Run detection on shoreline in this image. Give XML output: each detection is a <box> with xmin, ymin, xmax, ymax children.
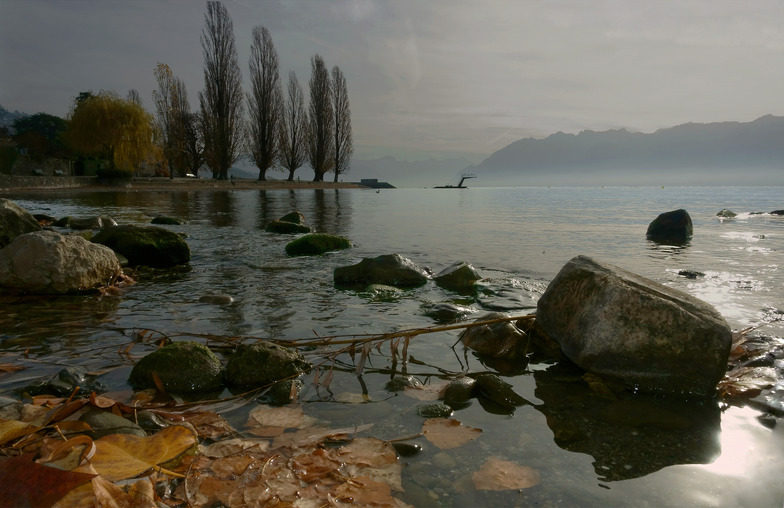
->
<box><xmin>0</xmin><ymin>175</ymin><xmax>368</xmax><ymax>193</ymax></box>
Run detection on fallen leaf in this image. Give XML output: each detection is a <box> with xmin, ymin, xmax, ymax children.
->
<box><xmin>155</xmin><ymin>409</ymin><xmax>235</xmax><ymax>439</ymax></box>
<box><xmin>403</xmin><ymin>380</ymin><xmax>450</xmax><ymax>401</ymax></box>
<box><xmin>291</xmin><ymin>448</ymin><xmax>341</xmax><ymax>482</ymax></box>
<box><xmin>0</xmin><ymin>363</ymin><xmax>25</xmax><ymax>373</ymax></box>
<box><xmin>472</xmin><ymin>456</ymin><xmax>540</xmax><ymax>491</ymax></box>
<box><xmin>337</xmin><ymin>437</ymin><xmax>399</xmax><ymax>467</ymax></box>
<box><xmin>422</xmin><ymin>418</ymin><xmax>482</xmax><ymax>450</ymax></box>
<box><xmin>718</xmin><ymin>366</ymin><xmax>778</xmax><ymax>398</ymax></box>
<box><xmin>331</xmin><ymin>475</ymin><xmax>397</xmax><ymax>506</ymax></box>
<box><xmin>75</xmin><ymin>425</ymin><xmax>197</xmax><ymax>481</ymax></box>
<box><xmin>0</xmin><ymin>453</ymin><xmax>96</xmax><ymax>507</ymax></box>
<box><xmin>272</xmin><ymin>423</ymin><xmax>374</xmax><ymax>449</ymax></box>
<box><xmin>0</xmin><ymin>419</ymin><xmax>39</xmax><ymax>446</ymax></box>
<box><xmin>200</xmin><ymin>437</ymin><xmax>270</xmax><ymax>458</ymax></box>
<box><xmin>245</xmin><ymin>405</ymin><xmax>316</xmax><ymax>429</ymax></box>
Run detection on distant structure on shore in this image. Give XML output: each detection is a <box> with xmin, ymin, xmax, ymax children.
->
<box><xmin>434</xmin><ymin>173</ymin><xmax>476</xmax><ymax>188</ymax></box>
<box><xmin>355</xmin><ymin>178</ymin><xmax>395</xmax><ymax>189</ymax></box>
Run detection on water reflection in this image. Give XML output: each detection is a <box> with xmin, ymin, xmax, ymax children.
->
<box><xmin>533</xmin><ymin>362</ymin><xmax>721</xmax><ymax>481</ymax></box>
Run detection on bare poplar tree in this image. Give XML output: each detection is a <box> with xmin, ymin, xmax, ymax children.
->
<box><xmin>279</xmin><ymin>71</ymin><xmax>308</xmax><ymax>181</ymax></box>
<box><xmin>199</xmin><ymin>0</ymin><xmax>243</xmax><ymax>180</ymax></box>
<box><xmin>153</xmin><ymin>63</ymin><xmax>183</xmax><ymax>179</ymax></box>
<box><xmin>247</xmin><ymin>26</ymin><xmax>282</xmax><ymax>181</ymax></box>
<box><xmin>331</xmin><ymin>66</ymin><xmax>353</xmax><ymax>183</ymax></box>
<box><xmin>182</xmin><ymin>112</ymin><xmax>205</xmax><ymax>176</ymax></box>
<box><xmin>307</xmin><ymin>54</ymin><xmax>334</xmax><ymax>182</ymax></box>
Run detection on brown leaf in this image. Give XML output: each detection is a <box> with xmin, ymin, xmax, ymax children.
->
<box><xmin>0</xmin><ymin>363</ymin><xmax>25</xmax><ymax>373</ymax></box>
<box><xmin>422</xmin><ymin>418</ymin><xmax>482</xmax><ymax>450</ymax></box>
<box><xmin>200</xmin><ymin>437</ymin><xmax>270</xmax><ymax>458</ymax></box>
<box><xmin>155</xmin><ymin>409</ymin><xmax>235</xmax><ymax>439</ymax></box>
<box><xmin>718</xmin><ymin>366</ymin><xmax>778</xmax><ymax>398</ymax></box>
<box><xmin>0</xmin><ymin>419</ymin><xmax>39</xmax><ymax>446</ymax></box>
<box><xmin>331</xmin><ymin>475</ymin><xmax>398</xmax><ymax>506</ymax></box>
<box><xmin>0</xmin><ymin>453</ymin><xmax>96</xmax><ymax>507</ymax></box>
<box><xmin>74</xmin><ymin>425</ymin><xmax>197</xmax><ymax>481</ymax></box>
<box><xmin>337</xmin><ymin>437</ymin><xmax>398</xmax><ymax>467</ymax></box>
<box><xmin>291</xmin><ymin>448</ymin><xmax>341</xmax><ymax>482</ymax></box>
<box><xmin>472</xmin><ymin>456</ymin><xmax>540</xmax><ymax>491</ymax></box>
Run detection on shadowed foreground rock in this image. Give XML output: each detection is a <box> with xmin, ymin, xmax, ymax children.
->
<box><xmin>0</xmin><ymin>198</ymin><xmax>41</xmax><ymax>248</ymax></box>
<box><xmin>536</xmin><ymin>255</ymin><xmax>732</xmax><ymax>397</ymax></box>
<box><xmin>0</xmin><ymin>231</ymin><xmax>121</xmax><ymax>293</ymax></box>
<box><xmin>285</xmin><ymin>233</ymin><xmax>351</xmax><ymax>256</ymax></box>
<box><xmin>92</xmin><ymin>224</ymin><xmax>190</xmax><ymax>267</ymax></box>
<box><xmin>129</xmin><ymin>341</ymin><xmax>223</xmax><ymax>394</ymax></box>
<box><xmin>224</xmin><ymin>342</ymin><xmax>310</xmax><ymax>389</ymax></box>
<box><xmin>334</xmin><ymin>253</ymin><xmax>430</xmax><ymax>287</ymax></box>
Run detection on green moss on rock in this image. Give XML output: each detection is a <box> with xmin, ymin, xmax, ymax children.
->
<box><xmin>224</xmin><ymin>342</ymin><xmax>310</xmax><ymax>389</ymax></box>
<box><xmin>128</xmin><ymin>341</ymin><xmax>223</xmax><ymax>394</ymax></box>
<box><xmin>285</xmin><ymin>233</ymin><xmax>351</xmax><ymax>256</ymax></box>
<box><xmin>92</xmin><ymin>224</ymin><xmax>190</xmax><ymax>267</ymax></box>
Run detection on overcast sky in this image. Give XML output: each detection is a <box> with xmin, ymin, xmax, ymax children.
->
<box><xmin>2</xmin><ymin>0</ymin><xmax>783</xmax><ymax>162</ymax></box>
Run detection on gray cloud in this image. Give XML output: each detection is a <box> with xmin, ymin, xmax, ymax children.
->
<box><xmin>2</xmin><ymin>0</ymin><xmax>783</xmax><ymax>161</ymax></box>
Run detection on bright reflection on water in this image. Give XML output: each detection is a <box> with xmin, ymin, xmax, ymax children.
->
<box><xmin>1</xmin><ymin>186</ymin><xmax>783</xmax><ymax>506</ymax></box>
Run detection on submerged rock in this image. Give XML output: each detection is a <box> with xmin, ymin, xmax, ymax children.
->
<box><xmin>265</xmin><ymin>220</ymin><xmax>312</xmax><ymax>234</ymax></box>
<box><xmin>129</xmin><ymin>341</ymin><xmax>223</xmax><ymax>394</ymax></box>
<box><xmin>0</xmin><ymin>231</ymin><xmax>121</xmax><ymax>294</ymax></box>
<box><xmin>151</xmin><ymin>216</ymin><xmax>187</xmax><ymax>225</ymax></box>
<box><xmin>0</xmin><ymin>198</ymin><xmax>41</xmax><ymax>249</ymax></box>
<box><xmin>423</xmin><ymin>302</ymin><xmax>476</xmax><ymax>323</ymax></box>
<box><xmin>279</xmin><ymin>211</ymin><xmax>306</xmax><ymax>224</ymax></box>
<box><xmin>285</xmin><ymin>233</ymin><xmax>351</xmax><ymax>256</ymax></box>
<box><xmin>334</xmin><ymin>253</ymin><xmax>430</xmax><ymax>287</ymax></box>
<box><xmin>536</xmin><ymin>255</ymin><xmax>732</xmax><ymax>397</ymax></box>
<box><xmin>717</xmin><ymin>208</ymin><xmax>737</xmax><ymax>218</ymax></box>
<box><xmin>21</xmin><ymin>366</ymin><xmax>108</xmax><ymax>398</ymax></box>
<box><xmin>417</xmin><ymin>403</ymin><xmax>453</xmax><ymax>418</ymax></box>
<box><xmin>646</xmin><ymin>208</ymin><xmax>693</xmax><ymax>244</ymax></box>
<box><xmin>474</xmin><ymin>373</ymin><xmax>528</xmax><ymax>413</ymax></box>
<box><xmin>224</xmin><ymin>342</ymin><xmax>310</xmax><ymax>389</ymax></box>
<box><xmin>433</xmin><ymin>261</ymin><xmax>482</xmax><ymax>293</ymax></box>
<box><xmin>443</xmin><ymin>377</ymin><xmax>477</xmax><ymax>407</ymax></box>
<box><xmin>80</xmin><ymin>409</ymin><xmax>146</xmax><ymax>439</ymax></box>
<box><xmin>92</xmin><ymin>224</ymin><xmax>190</xmax><ymax>268</ymax></box>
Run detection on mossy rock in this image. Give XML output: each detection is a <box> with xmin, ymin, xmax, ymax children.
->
<box><xmin>334</xmin><ymin>253</ymin><xmax>430</xmax><ymax>287</ymax></box>
<box><xmin>128</xmin><ymin>341</ymin><xmax>223</xmax><ymax>394</ymax></box>
<box><xmin>151</xmin><ymin>216</ymin><xmax>187</xmax><ymax>225</ymax></box>
<box><xmin>224</xmin><ymin>342</ymin><xmax>310</xmax><ymax>389</ymax></box>
<box><xmin>285</xmin><ymin>233</ymin><xmax>351</xmax><ymax>256</ymax></box>
<box><xmin>265</xmin><ymin>220</ymin><xmax>312</xmax><ymax>234</ymax></box>
<box><xmin>92</xmin><ymin>224</ymin><xmax>190</xmax><ymax>268</ymax></box>
<box><xmin>434</xmin><ymin>261</ymin><xmax>482</xmax><ymax>293</ymax></box>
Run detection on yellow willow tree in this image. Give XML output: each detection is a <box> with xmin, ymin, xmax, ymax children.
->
<box><xmin>65</xmin><ymin>90</ymin><xmax>154</xmax><ymax>175</ymax></box>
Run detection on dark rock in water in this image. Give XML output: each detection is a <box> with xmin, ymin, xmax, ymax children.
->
<box><xmin>285</xmin><ymin>233</ymin><xmax>351</xmax><ymax>256</ymax></box>
<box><xmin>646</xmin><ymin>208</ymin><xmax>693</xmax><ymax>244</ymax></box>
<box><xmin>21</xmin><ymin>366</ymin><xmax>108</xmax><ymax>398</ymax></box>
<box><xmin>474</xmin><ymin>373</ymin><xmax>528</xmax><ymax>413</ymax></box>
<box><xmin>92</xmin><ymin>224</ymin><xmax>190</xmax><ymax>268</ymax></box>
<box><xmin>199</xmin><ymin>293</ymin><xmax>235</xmax><ymax>305</ymax></box>
<box><xmin>392</xmin><ymin>442</ymin><xmax>422</xmax><ymax>457</ymax></box>
<box><xmin>423</xmin><ymin>302</ymin><xmax>476</xmax><ymax>323</ymax></box>
<box><xmin>80</xmin><ymin>409</ymin><xmax>146</xmax><ymax>439</ymax></box>
<box><xmin>334</xmin><ymin>253</ymin><xmax>429</xmax><ymax>287</ymax></box>
<box><xmin>263</xmin><ymin>378</ymin><xmax>304</xmax><ymax>406</ymax></box>
<box><xmin>33</xmin><ymin>213</ymin><xmax>57</xmax><ymax>225</ymax></box>
<box><xmin>151</xmin><ymin>216</ymin><xmax>187</xmax><ymax>225</ymax></box>
<box><xmin>0</xmin><ymin>231</ymin><xmax>122</xmax><ymax>294</ymax></box>
<box><xmin>0</xmin><ymin>199</ymin><xmax>42</xmax><ymax>249</ymax></box>
<box><xmin>460</xmin><ymin>312</ymin><xmax>527</xmax><ymax>359</ymax></box>
<box><xmin>129</xmin><ymin>341</ymin><xmax>223</xmax><ymax>394</ymax></box>
<box><xmin>443</xmin><ymin>377</ymin><xmax>477</xmax><ymax>407</ymax></box>
<box><xmin>224</xmin><ymin>342</ymin><xmax>310</xmax><ymax>389</ymax></box>
<box><xmin>770</xmin><ymin>210</ymin><xmax>784</xmax><ymax>215</ymax></box>
<box><xmin>417</xmin><ymin>402</ymin><xmax>453</xmax><ymax>418</ymax></box>
<box><xmin>678</xmin><ymin>269</ymin><xmax>705</xmax><ymax>279</ymax></box>
<box><xmin>385</xmin><ymin>375</ymin><xmax>423</xmax><ymax>392</ymax></box>
<box><xmin>279</xmin><ymin>211</ymin><xmax>306</xmax><ymax>224</ymax></box>
<box><xmin>533</xmin><ymin>362</ymin><xmax>721</xmax><ymax>481</ymax></box>
<box><xmin>56</xmin><ymin>216</ymin><xmax>117</xmax><ymax>230</ymax></box>
<box><xmin>536</xmin><ymin>255</ymin><xmax>732</xmax><ymax>397</ymax></box>
<box><xmin>433</xmin><ymin>261</ymin><xmax>482</xmax><ymax>293</ymax></box>
<box><xmin>716</xmin><ymin>209</ymin><xmax>737</xmax><ymax>218</ymax></box>
<box><xmin>265</xmin><ymin>220</ymin><xmax>312</xmax><ymax>234</ymax></box>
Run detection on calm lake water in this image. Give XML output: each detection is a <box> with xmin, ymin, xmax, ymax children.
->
<box><xmin>1</xmin><ymin>185</ymin><xmax>783</xmax><ymax>507</ymax></box>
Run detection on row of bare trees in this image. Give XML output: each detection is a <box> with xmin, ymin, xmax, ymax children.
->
<box><xmin>153</xmin><ymin>1</ymin><xmax>352</xmax><ymax>182</ymax></box>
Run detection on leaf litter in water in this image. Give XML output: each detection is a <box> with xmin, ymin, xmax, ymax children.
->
<box><xmin>422</xmin><ymin>418</ymin><xmax>482</xmax><ymax>450</ymax></box>
<box><xmin>472</xmin><ymin>456</ymin><xmax>541</xmax><ymax>491</ymax></box>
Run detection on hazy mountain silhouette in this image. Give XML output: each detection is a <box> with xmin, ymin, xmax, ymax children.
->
<box><xmin>467</xmin><ymin>115</ymin><xmax>784</xmax><ymax>185</ymax></box>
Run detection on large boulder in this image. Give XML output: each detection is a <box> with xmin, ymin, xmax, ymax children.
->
<box><xmin>92</xmin><ymin>224</ymin><xmax>190</xmax><ymax>268</ymax></box>
<box><xmin>334</xmin><ymin>253</ymin><xmax>430</xmax><ymax>287</ymax></box>
<box><xmin>128</xmin><ymin>341</ymin><xmax>223</xmax><ymax>394</ymax></box>
<box><xmin>646</xmin><ymin>209</ymin><xmax>693</xmax><ymax>243</ymax></box>
<box><xmin>0</xmin><ymin>231</ymin><xmax>121</xmax><ymax>294</ymax></box>
<box><xmin>224</xmin><ymin>342</ymin><xmax>310</xmax><ymax>389</ymax></box>
<box><xmin>433</xmin><ymin>261</ymin><xmax>482</xmax><ymax>292</ymax></box>
<box><xmin>0</xmin><ymin>199</ymin><xmax>41</xmax><ymax>249</ymax></box>
<box><xmin>536</xmin><ymin>255</ymin><xmax>732</xmax><ymax>397</ymax></box>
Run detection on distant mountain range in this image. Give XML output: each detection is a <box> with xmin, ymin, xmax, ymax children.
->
<box><xmin>467</xmin><ymin>115</ymin><xmax>784</xmax><ymax>186</ymax></box>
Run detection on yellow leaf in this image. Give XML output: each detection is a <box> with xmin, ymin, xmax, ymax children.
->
<box><xmin>0</xmin><ymin>419</ymin><xmax>39</xmax><ymax>446</ymax></box>
<box><xmin>76</xmin><ymin>425</ymin><xmax>197</xmax><ymax>481</ymax></box>
<box><xmin>472</xmin><ymin>456</ymin><xmax>540</xmax><ymax>491</ymax></box>
<box><xmin>422</xmin><ymin>418</ymin><xmax>482</xmax><ymax>450</ymax></box>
